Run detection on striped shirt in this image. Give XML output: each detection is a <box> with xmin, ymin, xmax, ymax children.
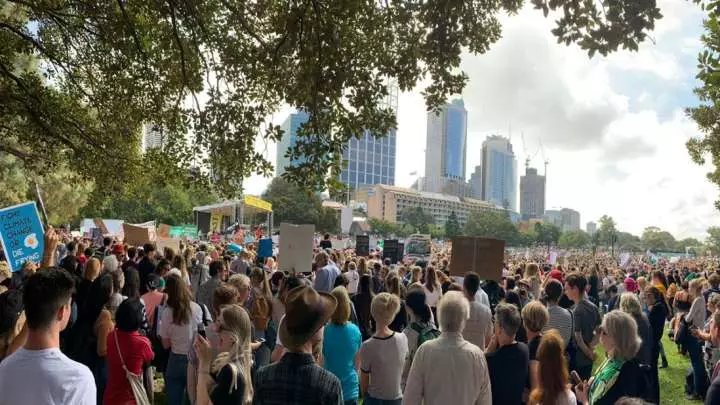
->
<box><xmin>544</xmin><ymin>303</ymin><xmax>573</xmax><ymax>348</ymax></box>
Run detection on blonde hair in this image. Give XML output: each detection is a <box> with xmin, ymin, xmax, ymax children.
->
<box><xmin>213</xmin><ymin>304</ymin><xmax>253</xmax><ymax>402</ymax></box>
<box><xmin>689</xmin><ymin>278</ymin><xmax>704</xmax><ymax>296</ymax></box>
<box><xmin>331</xmin><ymin>287</ymin><xmax>351</xmax><ymax>325</ymax></box>
<box><xmin>602</xmin><ymin>310</ymin><xmax>641</xmax><ymax>360</ymax></box>
<box><xmin>84</xmin><ymin>258</ymin><xmax>101</xmax><ymax>281</ymax></box>
<box><xmin>521</xmin><ymin>300</ymin><xmax>549</xmax><ymax>333</ymax></box>
<box><xmin>619</xmin><ymin>293</ymin><xmax>643</xmax><ymax>316</ymax></box>
<box><xmin>229</xmin><ymin>274</ymin><xmax>251</xmax><ymax>294</ymax></box>
<box><xmin>524</xmin><ymin>263</ymin><xmax>539</xmax><ymax>279</ymax></box>
<box><xmin>370</xmin><ymin>292</ymin><xmax>401</xmax><ymax>326</ymax></box>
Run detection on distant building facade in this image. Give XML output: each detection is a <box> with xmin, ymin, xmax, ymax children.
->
<box><xmin>142</xmin><ymin>123</ymin><xmax>166</xmax><ymax>151</ymax></box>
<box><xmin>422</xmin><ymin>99</ymin><xmax>468</xmax><ymax>196</ymax></box>
<box><xmin>543</xmin><ymin>210</ymin><xmax>563</xmax><ymax>228</ymax></box>
<box><xmin>520</xmin><ymin>167</ymin><xmax>545</xmax><ymax>220</ymax></box>
<box><xmin>469</xmin><ymin>165</ymin><xmax>482</xmax><ymax>199</ymax></box>
<box><xmin>481</xmin><ymin>135</ymin><xmax>517</xmax><ymax>210</ymax></box>
<box><xmin>276</xmin><ymin>111</ymin><xmax>310</xmax><ymax>177</ymax></box>
<box><xmin>560</xmin><ymin>208</ymin><xmax>581</xmax><ymax>232</ymax></box>
<box><xmin>586</xmin><ymin>221</ymin><xmax>597</xmax><ymax>235</ymax></box>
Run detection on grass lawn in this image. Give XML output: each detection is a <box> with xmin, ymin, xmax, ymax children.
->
<box><xmin>593</xmin><ymin>333</ymin><xmax>703</xmax><ymax>405</ymax></box>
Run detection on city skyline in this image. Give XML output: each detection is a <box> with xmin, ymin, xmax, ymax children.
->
<box><xmin>244</xmin><ymin>1</ymin><xmax>718</xmax><ymax>239</ymax></box>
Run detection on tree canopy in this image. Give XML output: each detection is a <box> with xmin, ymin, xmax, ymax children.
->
<box><xmin>261</xmin><ymin>177</ymin><xmax>339</xmax><ymax>233</ymax></box>
<box><xmin>1</xmin><ymin>0</ymin><xmax>668</xmax><ymax>197</ymax></box>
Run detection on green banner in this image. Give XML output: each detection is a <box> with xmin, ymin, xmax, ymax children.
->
<box><xmin>169</xmin><ymin>224</ymin><xmax>198</xmax><ymax>239</ymax></box>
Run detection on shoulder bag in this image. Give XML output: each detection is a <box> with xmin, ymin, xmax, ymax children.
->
<box><xmin>114</xmin><ymin>332</ymin><xmax>151</xmax><ymax>405</ymax></box>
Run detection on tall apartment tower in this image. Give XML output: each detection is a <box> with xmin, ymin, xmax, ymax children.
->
<box><xmin>423</xmin><ymin>99</ymin><xmax>468</xmax><ymax>195</ymax></box>
<box><xmin>520</xmin><ymin>167</ymin><xmax>546</xmax><ymax>219</ymax></box>
<box><xmin>275</xmin><ymin>111</ymin><xmax>310</xmax><ymax>177</ymax></box>
<box><xmin>481</xmin><ymin>135</ymin><xmax>517</xmax><ymax>210</ymax></box>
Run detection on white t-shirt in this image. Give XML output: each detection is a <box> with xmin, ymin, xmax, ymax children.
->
<box><xmin>159</xmin><ymin>302</ymin><xmax>204</xmax><ymax>355</ymax></box>
<box><xmin>347</xmin><ymin>270</ymin><xmax>360</xmax><ymax>295</ymax></box>
<box><xmin>0</xmin><ymin>347</ymin><xmax>95</xmax><ymax>405</ymax></box>
<box><xmin>423</xmin><ymin>284</ymin><xmax>441</xmax><ymax>307</ymax></box>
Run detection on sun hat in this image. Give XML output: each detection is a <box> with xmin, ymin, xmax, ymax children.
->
<box><xmin>278</xmin><ymin>286</ymin><xmax>336</xmax><ymax>349</ymax></box>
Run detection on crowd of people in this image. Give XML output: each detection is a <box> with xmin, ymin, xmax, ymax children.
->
<box><xmin>1</xmin><ymin>228</ymin><xmax>720</xmax><ymax>405</ymax></box>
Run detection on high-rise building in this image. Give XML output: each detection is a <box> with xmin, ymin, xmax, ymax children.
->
<box><xmin>560</xmin><ymin>208</ymin><xmax>581</xmax><ymax>232</ymax></box>
<box><xmin>586</xmin><ymin>221</ymin><xmax>597</xmax><ymax>235</ymax></box>
<box><xmin>422</xmin><ymin>99</ymin><xmax>467</xmax><ymax>195</ymax></box>
<box><xmin>276</xmin><ymin>111</ymin><xmax>310</xmax><ymax>177</ymax></box>
<box><xmin>481</xmin><ymin>135</ymin><xmax>517</xmax><ymax>210</ymax></box>
<box><xmin>340</xmin><ymin>86</ymin><xmax>399</xmax><ymax>189</ymax></box>
<box><xmin>520</xmin><ymin>167</ymin><xmax>546</xmax><ymax>219</ymax></box>
<box><xmin>469</xmin><ymin>165</ymin><xmax>482</xmax><ymax>199</ymax></box>
<box><xmin>543</xmin><ymin>210</ymin><xmax>563</xmax><ymax>228</ymax></box>
<box><xmin>142</xmin><ymin>123</ymin><xmax>166</xmax><ymax>151</ymax></box>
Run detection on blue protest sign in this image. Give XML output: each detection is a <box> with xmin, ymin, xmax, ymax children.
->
<box><xmin>0</xmin><ymin>202</ymin><xmax>45</xmax><ymax>272</ymax></box>
<box><xmin>258</xmin><ymin>238</ymin><xmax>273</xmax><ymax>258</ymax></box>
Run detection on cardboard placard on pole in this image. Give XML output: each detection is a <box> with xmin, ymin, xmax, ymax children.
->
<box><xmin>279</xmin><ymin>223</ymin><xmax>314</xmax><ymax>273</ymax></box>
<box><xmin>156</xmin><ymin>237</ymin><xmax>181</xmax><ymax>254</ymax></box>
<box><xmin>356</xmin><ymin>235</ymin><xmax>370</xmax><ymax>257</ymax></box>
<box><xmin>123</xmin><ymin>223</ymin><xmax>153</xmax><ymax>246</ymax></box>
<box><xmin>449</xmin><ymin>236</ymin><xmax>504</xmax><ymax>281</ymax></box>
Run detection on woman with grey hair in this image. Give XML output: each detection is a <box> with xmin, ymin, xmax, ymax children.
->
<box><xmin>403</xmin><ymin>291</ymin><xmax>492</xmax><ymax>405</ymax></box>
<box><xmin>619</xmin><ymin>293</ymin><xmax>652</xmax><ymax>367</ymax></box>
<box><xmin>576</xmin><ymin>310</ymin><xmax>642</xmax><ymax>405</ymax></box>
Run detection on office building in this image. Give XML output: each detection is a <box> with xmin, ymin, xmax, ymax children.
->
<box><xmin>357</xmin><ymin>185</ymin><xmax>498</xmax><ymax>226</ymax></box>
<box><xmin>340</xmin><ymin>86</ymin><xmax>399</xmax><ymax>189</ymax></box>
<box><xmin>543</xmin><ymin>210</ymin><xmax>563</xmax><ymax>228</ymax></box>
<box><xmin>469</xmin><ymin>165</ymin><xmax>482</xmax><ymax>199</ymax></box>
<box><xmin>560</xmin><ymin>208</ymin><xmax>581</xmax><ymax>232</ymax></box>
<box><xmin>587</xmin><ymin>221</ymin><xmax>597</xmax><ymax>235</ymax></box>
<box><xmin>481</xmin><ymin>135</ymin><xmax>517</xmax><ymax>210</ymax></box>
<box><xmin>520</xmin><ymin>167</ymin><xmax>546</xmax><ymax>219</ymax></box>
<box><xmin>422</xmin><ymin>99</ymin><xmax>468</xmax><ymax>195</ymax></box>
<box><xmin>142</xmin><ymin>123</ymin><xmax>166</xmax><ymax>151</ymax></box>
<box><xmin>276</xmin><ymin>111</ymin><xmax>310</xmax><ymax>177</ymax></box>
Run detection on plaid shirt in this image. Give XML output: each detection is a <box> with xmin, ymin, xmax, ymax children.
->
<box><xmin>253</xmin><ymin>352</ymin><xmax>343</xmax><ymax>405</ymax></box>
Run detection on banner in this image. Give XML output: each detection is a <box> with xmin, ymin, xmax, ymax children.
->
<box><xmin>243</xmin><ymin>195</ymin><xmax>272</xmax><ymax>212</ymax></box>
<box><xmin>449</xmin><ymin>236</ymin><xmax>504</xmax><ymax>280</ymax></box>
<box><xmin>0</xmin><ymin>202</ymin><xmax>45</xmax><ymax>272</ymax></box>
<box><xmin>383</xmin><ymin>240</ymin><xmax>399</xmax><ymax>264</ymax></box>
<box><xmin>279</xmin><ymin>223</ymin><xmax>314</xmax><ymax>273</ymax></box>
<box><xmin>209</xmin><ymin>213</ymin><xmax>223</xmax><ymax>233</ymax></box>
<box><xmin>340</xmin><ymin>207</ymin><xmax>353</xmax><ymax>234</ymax></box>
<box><xmin>258</xmin><ymin>238</ymin><xmax>273</xmax><ymax>258</ymax></box>
<box><xmin>356</xmin><ymin>235</ymin><xmax>370</xmax><ymax>257</ymax></box>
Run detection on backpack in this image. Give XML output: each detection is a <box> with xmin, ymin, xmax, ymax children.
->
<box><xmin>410</xmin><ymin>322</ymin><xmax>441</xmax><ymax>347</ymax></box>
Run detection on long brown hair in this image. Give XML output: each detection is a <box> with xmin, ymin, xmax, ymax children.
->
<box><xmin>529</xmin><ymin>331</ymin><xmax>568</xmax><ymax>405</ymax></box>
<box><xmin>165</xmin><ymin>274</ymin><xmax>192</xmax><ymax>325</ymax></box>
<box><xmin>358</xmin><ymin>257</ymin><xmax>369</xmax><ymax>276</ymax></box>
<box><xmin>424</xmin><ymin>266</ymin><xmax>439</xmax><ymax>293</ymax></box>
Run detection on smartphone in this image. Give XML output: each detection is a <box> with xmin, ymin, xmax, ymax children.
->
<box><xmin>570</xmin><ymin>370</ymin><xmax>582</xmax><ymax>385</ymax></box>
<box><xmin>255</xmin><ymin>337</ymin><xmax>266</xmax><ymax>343</ymax></box>
<box><xmin>197</xmin><ymin>325</ymin><xmax>207</xmax><ymax>338</ymax></box>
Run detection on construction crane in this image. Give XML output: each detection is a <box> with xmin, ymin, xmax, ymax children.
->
<box><xmin>521</xmin><ymin>132</ymin><xmax>540</xmax><ymax>172</ymax></box>
<box><xmin>539</xmin><ymin>139</ymin><xmax>549</xmax><ymax>176</ymax></box>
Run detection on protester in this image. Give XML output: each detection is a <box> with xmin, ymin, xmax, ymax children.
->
<box><xmin>253</xmin><ymin>285</ymin><xmax>343</xmax><ymax>404</ymax></box>
<box><xmin>229</xmin><ymin>273</ymin><xmax>252</xmax><ymax>308</ymax></box>
<box><xmin>685</xmin><ymin>278</ymin><xmax>709</xmax><ymax>399</ymax></box>
<box><xmin>360</xmin><ymin>292</ymin><xmax>408</xmax><ymax>405</ymax></box>
<box><xmin>315</xmin><ymin>252</ymin><xmax>341</xmax><ymax>293</ymax></box>
<box><xmin>529</xmin><ymin>330</ymin><xmax>577</xmax><ymax>405</ymax></box>
<box><xmin>576</xmin><ymin>310</ymin><xmax>642</xmax><ymax>405</ymax></box>
<box><xmin>346</xmin><ymin>261</ymin><xmax>360</xmax><ymax>295</ymax></box>
<box><xmin>194</xmin><ymin>304</ymin><xmax>254</xmax><ymax>405</ymax></box>
<box><xmin>401</xmin><ymin>287</ymin><xmax>437</xmax><ymax>388</ymax></box>
<box><xmin>644</xmin><ymin>286</ymin><xmax>667</xmax><ymax>404</ymax></box>
<box><xmin>619</xmin><ymin>293</ymin><xmax>652</xmax><ymax>367</ymax></box>
<box><xmin>422</xmin><ymin>266</ymin><xmax>441</xmax><ymax>313</ymax></box>
<box><xmin>565</xmin><ymin>272</ymin><xmax>601</xmax><ymax>380</ymax></box>
<box><xmin>197</xmin><ymin>261</ymin><xmax>226</xmax><ymax>312</ymax></box>
<box><xmin>352</xmin><ymin>274</ymin><xmax>375</xmax><ymax>340</ymax></box>
<box><xmin>323</xmin><ymin>287</ymin><xmax>362</xmax><ymax>405</ymax></box>
<box><xmin>0</xmin><ymin>290</ymin><xmax>26</xmax><ymax>362</ymax></box>
<box><xmin>0</xmin><ymin>269</ymin><xmax>96</xmax><ymax>405</ymax></box>
<box><xmin>160</xmin><ymin>274</ymin><xmax>206</xmax><ymax>405</ymax></box>
<box><xmin>104</xmin><ymin>298</ymin><xmax>154</xmax><ymax>405</ymax></box>
<box><xmin>705</xmin><ymin>311</ymin><xmax>720</xmax><ymax>404</ymax></box>
<box><xmin>403</xmin><ymin>291</ymin><xmax>492</xmax><ymax>404</ymax></box>
<box><xmin>108</xmin><ymin>270</ymin><xmax>127</xmax><ymax>313</ymax></box>
<box><xmin>249</xmin><ymin>267</ymin><xmax>274</xmax><ymax>368</ymax></box>
<box><xmin>386</xmin><ymin>273</ymin><xmax>408</xmax><ymax>333</ymax></box>
<box><xmin>138</xmin><ymin>244</ymin><xmax>157</xmax><ymax>294</ymax></box>
<box><xmin>523</xmin><ymin>300</ymin><xmax>549</xmax><ymax>393</ymax></box>
<box><xmin>486</xmin><ymin>302</ymin><xmax>529</xmax><ymax>405</ymax></box>
<box><xmin>543</xmin><ymin>279</ymin><xmax>573</xmax><ymax>348</ymax></box>
<box><xmin>462</xmin><ymin>271</ymin><xmax>493</xmax><ymax>350</ymax></box>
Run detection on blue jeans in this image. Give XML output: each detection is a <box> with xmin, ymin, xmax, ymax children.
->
<box><xmin>686</xmin><ymin>335</ymin><xmax>708</xmax><ymax>396</ymax></box>
<box><xmin>363</xmin><ymin>396</ymin><xmax>402</xmax><ymax>405</ymax></box>
<box><xmin>165</xmin><ymin>352</ymin><xmax>189</xmax><ymax>405</ymax></box>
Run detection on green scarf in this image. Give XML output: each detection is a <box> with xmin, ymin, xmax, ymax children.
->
<box><xmin>589</xmin><ymin>357</ymin><xmax>625</xmax><ymax>405</ymax></box>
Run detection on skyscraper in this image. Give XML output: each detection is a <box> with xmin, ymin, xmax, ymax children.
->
<box><xmin>142</xmin><ymin>123</ymin><xmax>166</xmax><ymax>151</ymax></box>
<box><xmin>560</xmin><ymin>208</ymin><xmax>581</xmax><ymax>232</ymax></box>
<box><xmin>340</xmin><ymin>85</ymin><xmax>399</xmax><ymax>189</ymax></box>
<box><xmin>423</xmin><ymin>99</ymin><xmax>468</xmax><ymax>195</ymax></box>
<box><xmin>520</xmin><ymin>167</ymin><xmax>546</xmax><ymax>219</ymax></box>
<box><xmin>469</xmin><ymin>165</ymin><xmax>482</xmax><ymax>199</ymax></box>
<box><xmin>276</xmin><ymin>111</ymin><xmax>310</xmax><ymax>177</ymax></box>
<box><xmin>481</xmin><ymin>135</ymin><xmax>517</xmax><ymax>210</ymax></box>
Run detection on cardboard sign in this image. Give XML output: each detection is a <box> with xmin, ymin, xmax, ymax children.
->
<box><xmin>449</xmin><ymin>236</ymin><xmax>504</xmax><ymax>280</ymax></box>
<box><xmin>123</xmin><ymin>223</ymin><xmax>155</xmax><ymax>246</ymax></box>
<box><xmin>279</xmin><ymin>223</ymin><xmax>314</xmax><ymax>273</ymax></box>
<box><xmin>383</xmin><ymin>239</ymin><xmax>399</xmax><ymax>264</ymax></box>
<box><xmin>0</xmin><ymin>202</ymin><xmax>45</xmax><ymax>272</ymax></box>
<box><xmin>156</xmin><ymin>237</ymin><xmax>181</xmax><ymax>254</ymax></box>
<box><xmin>258</xmin><ymin>238</ymin><xmax>273</xmax><ymax>258</ymax></box>
<box><xmin>356</xmin><ymin>235</ymin><xmax>370</xmax><ymax>257</ymax></box>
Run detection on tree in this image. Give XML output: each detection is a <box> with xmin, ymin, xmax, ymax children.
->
<box><xmin>401</xmin><ymin>206</ymin><xmax>434</xmax><ymax>234</ymax></box>
<box><xmin>707</xmin><ymin>227</ymin><xmax>720</xmax><ymax>255</ymax></box>
<box><xmin>598</xmin><ymin>215</ymin><xmax>618</xmax><ymax>248</ymax></box>
<box><xmin>262</xmin><ymin>178</ymin><xmax>321</xmax><ymax>226</ymax></box>
<box><xmin>368</xmin><ymin>218</ymin><xmax>397</xmax><ymax>237</ymax></box>
<box><xmin>317</xmin><ymin>207</ymin><xmax>340</xmax><ymax>234</ymax></box>
<box><xmin>676</xmin><ymin>237</ymin><xmax>702</xmax><ymax>255</ymax></box>
<box><xmin>1</xmin><ymin>1</ymin><xmax>666</xmax><ymax>197</ymax></box>
<box><xmin>558</xmin><ymin>230</ymin><xmax>591</xmax><ymax>249</ymax></box>
<box><xmin>641</xmin><ymin>226</ymin><xmax>677</xmax><ymax>251</ymax></box>
<box><xmin>535</xmin><ymin>223</ymin><xmax>561</xmax><ymax>250</ymax></box>
<box><xmin>464</xmin><ymin>210</ymin><xmax>519</xmax><ymax>244</ymax></box>
<box><xmin>444</xmin><ymin>211</ymin><xmax>462</xmax><ymax>239</ymax></box>
<box><xmin>428</xmin><ymin>224</ymin><xmax>445</xmax><ymax>240</ymax></box>
<box><xmin>616</xmin><ymin>232</ymin><xmax>642</xmax><ymax>252</ymax></box>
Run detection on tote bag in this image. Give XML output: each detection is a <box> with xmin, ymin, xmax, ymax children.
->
<box><xmin>114</xmin><ymin>332</ymin><xmax>151</xmax><ymax>405</ymax></box>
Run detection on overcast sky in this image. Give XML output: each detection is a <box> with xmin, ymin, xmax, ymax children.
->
<box><xmin>243</xmin><ymin>0</ymin><xmax>719</xmax><ymax>240</ymax></box>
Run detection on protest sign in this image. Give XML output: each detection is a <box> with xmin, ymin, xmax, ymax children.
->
<box><xmin>0</xmin><ymin>202</ymin><xmax>45</xmax><ymax>272</ymax></box>
<box><xmin>123</xmin><ymin>223</ymin><xmax>156</xmax><ymax>246</ymax></box>
<box><xmin>156</xmin><ymin>237</ymin><xmax>181</xmax><ymax>253</ymax></box>
<box><xmin>397</xmin><ymin>243</ymin><xmax>404</xmax><ymax>263</ymax></box>
<box><xmin>356</xmin><ymin>235</ymin><xmax>370</xmax><ymax>257</ymax></box>
<box><xmin>549</xmin><ymin>251</ymin><xmax>558</xmax><ymax>265</ymax></box>
<box><xmin>157</xmin><ymin>224</ymin><xmax>171</xmax><ymax>238</ymax></box>
<box><xmin>449</xmin><ymin>236</ymin><xmax>504</xmax><ymax>280</ymax></box>
<box><xmin>91</xmin><ymin>228</ymin><xmax>103</xmax><ymax>246</ymax></box>
<box><xmin>383</xmin><ymin>240</ymin><xmax>399</xmax><ymax>264</ymax></box>
<box><xmin>619</xmin><ymin>252</ymin><xmax>631</xmax><ymax>267</ymax></box>
<box><xmin>279</xmin><ymin>223</ymin><xmax>314</xmax><ymax>273</ymax></box>
<box><xmin>258</xmin><ymin>238</ymin><xmax>273</xmax><ymax>258</ymax></box>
